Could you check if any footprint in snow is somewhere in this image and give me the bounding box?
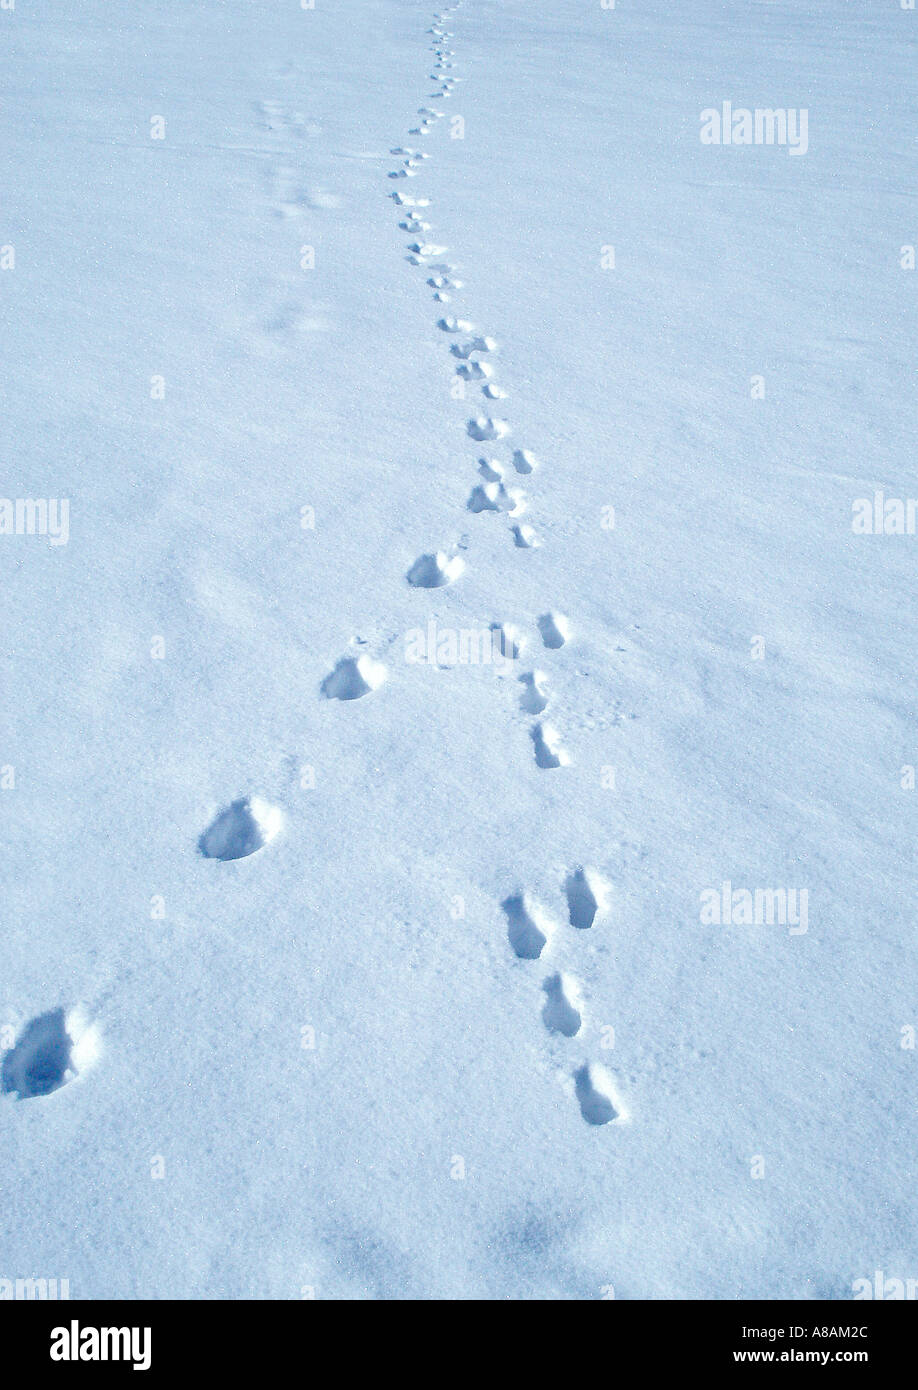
[199,796,283,860]
[542,973,583,1038]
[455,360,491,380]
[512,449,538,475]
[321,654,387,701]
[503,893,555,960]
[574,1063,625,1126]
[490,622,524,660]
[564,867,609,930]
[467,417,510,442]
[531,722,570,769]
[2,1010,75,1099]
[538,612,569,649]
[408,242,448,258]
[407,552,465,588]
[519,670,549,714]
[467,481,525,516]
[451,337,498,359]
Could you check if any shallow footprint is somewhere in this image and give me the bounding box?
[467,481,525,515]
[407,551,465,588]
[467,417,510,442]
[451,337,498,360]
[456,360,492,380]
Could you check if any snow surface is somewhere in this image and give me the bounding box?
[1,0,917,1298]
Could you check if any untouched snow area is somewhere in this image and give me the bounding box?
[1,0,917,1299]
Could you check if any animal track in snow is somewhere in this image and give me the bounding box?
[407,551,465,587]
[574,1062,625,1126]
[519,670,549,714]
[467,479,525,515]
[531,722,570,769]
[438,316,474,333]
[490,622,524,660]
[321,654,387,701]
[455,360,491,380]
[538,612,570,649]
[1,1008,99,1100]
[542,973,583,1037]
[2,1010,70,1099]
[512,524,540,548]
[467,417,509,442]
[483,383,508,399]
[565,867,609,930]
[200,796,283,860]
[498,866,625,1124]
[451,337,498,359]
[503,893,555,960]
[408,242,448,258]
[512,449,539,475]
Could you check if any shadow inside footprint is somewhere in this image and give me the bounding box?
[565,868,600,929]
[502,894,551,960]
[519,672,548,714]
[407,553,464,588]
[537,612,569,649]
[531,723,568,769]
[574,1063,621,1125]
[2,1010,72,1099]
[321,655,386,700]
[199,797,282,861]
[542,974,582,1037]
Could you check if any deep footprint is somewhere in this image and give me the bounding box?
[519,671,549,714]
[2,1010,74,1099]
[200,796,283,860]
[574,1063,624,1125]
[531,722,570,769]
[321,655,387,701]
[502,893,555,960]
[565,867,607,929]
[538,612,570,649]
[542,973,583,1037]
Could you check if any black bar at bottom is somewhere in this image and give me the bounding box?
[4,1298,915,1375]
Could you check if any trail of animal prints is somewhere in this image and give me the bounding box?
[502,871,626,1125]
